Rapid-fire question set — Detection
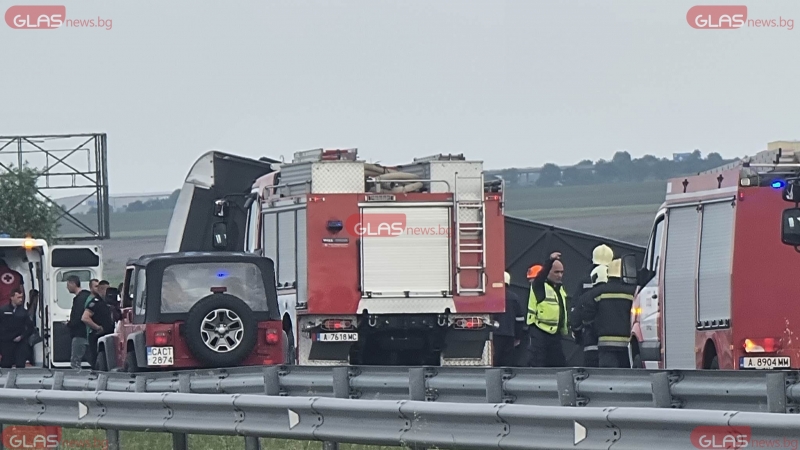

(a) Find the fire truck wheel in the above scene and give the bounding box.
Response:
[185,293,258,367]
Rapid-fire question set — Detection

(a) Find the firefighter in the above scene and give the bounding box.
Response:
[570,264,608,367]
[526,252,569,367]
[493,271,526,366]
[579,258,636,368]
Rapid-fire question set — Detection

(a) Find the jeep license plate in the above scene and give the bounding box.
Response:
[317,332,358,342]
[146,346,174,366]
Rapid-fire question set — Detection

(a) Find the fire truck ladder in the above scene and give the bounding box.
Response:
[454,173,486,295]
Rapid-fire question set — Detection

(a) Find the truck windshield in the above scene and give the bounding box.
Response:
[160,262,268,314]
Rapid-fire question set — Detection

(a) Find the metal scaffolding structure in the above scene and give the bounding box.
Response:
[0,133,110,240]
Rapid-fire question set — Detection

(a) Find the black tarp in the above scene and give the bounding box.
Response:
[504,215,647,366]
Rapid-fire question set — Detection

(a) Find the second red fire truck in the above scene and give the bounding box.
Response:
[630,147,800,370]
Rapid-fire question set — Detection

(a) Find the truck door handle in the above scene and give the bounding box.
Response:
[651,294,658,299]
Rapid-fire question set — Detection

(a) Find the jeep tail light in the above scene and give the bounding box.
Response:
[322,319,353,331]
[454,317,485,329]
[266,329,280,345]
[154,331,171,346]
[744,338,778,353]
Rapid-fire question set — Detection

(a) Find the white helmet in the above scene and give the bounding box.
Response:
[591,265,608,285]
[504,271,511,285]
[592,244,613,266]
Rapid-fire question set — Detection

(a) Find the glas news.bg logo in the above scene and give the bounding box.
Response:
[691,426,751,449]
[2,425,61,449]
[344,213,452,237]
[345,213,407,237]
[5,5,65,29]
[687,5,747,29]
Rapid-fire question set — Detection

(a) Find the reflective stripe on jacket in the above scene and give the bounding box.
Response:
[526,283,568,335]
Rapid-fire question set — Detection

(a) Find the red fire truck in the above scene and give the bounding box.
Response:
[220,149,506,366]
[630,148,800,370]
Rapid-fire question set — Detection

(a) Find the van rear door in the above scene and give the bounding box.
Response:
[47,245,103,368]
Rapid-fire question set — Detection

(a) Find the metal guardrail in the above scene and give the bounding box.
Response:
[1,388,800,450]
[2,365,799,413]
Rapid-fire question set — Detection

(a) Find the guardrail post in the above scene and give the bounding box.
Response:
[0,369,14,450]
[485,368,504,403]
[408,368,425,401]
[766,372,787,413]
[556,370,577,406]
[172,373,190,450]
[96,373,121,450]
[323,367,350,450]
[651,372,673,408]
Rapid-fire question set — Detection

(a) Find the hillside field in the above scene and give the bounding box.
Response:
[76,181,666,281]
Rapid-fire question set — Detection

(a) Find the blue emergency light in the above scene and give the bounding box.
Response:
[772,180,786,189]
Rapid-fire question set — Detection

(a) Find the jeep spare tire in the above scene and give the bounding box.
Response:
[184,293,258,367]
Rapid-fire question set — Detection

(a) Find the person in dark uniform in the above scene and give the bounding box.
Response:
[493,272,526,366]
[0,287,33,368]
[82,292,114,369]
[579,259,636,368]
[570,265,608,367]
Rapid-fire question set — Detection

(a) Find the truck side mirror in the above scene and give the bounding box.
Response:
[620,254,638,285]
[214,199,229,218]
[783,182,798,203]
[212,222,228,249]
[781,207,800,247]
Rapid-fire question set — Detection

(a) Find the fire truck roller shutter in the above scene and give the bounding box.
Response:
[663,205,701,369]
[360,206,451,297]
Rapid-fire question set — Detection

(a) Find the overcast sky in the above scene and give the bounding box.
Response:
[2,0,799,195]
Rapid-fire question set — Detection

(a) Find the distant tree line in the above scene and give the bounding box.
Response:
[86,189,181,214]
[124,189,181,212]
[496,150,736,187]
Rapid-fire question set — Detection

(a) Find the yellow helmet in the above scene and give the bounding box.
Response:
[608,259,622,278]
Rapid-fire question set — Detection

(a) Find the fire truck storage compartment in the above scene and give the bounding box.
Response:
[261,205,307,296]
[360,206,452,297]
[663,204,700,369]
[697,199,735,328]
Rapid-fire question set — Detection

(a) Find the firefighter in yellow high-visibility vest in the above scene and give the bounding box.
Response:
[526,252,569,367]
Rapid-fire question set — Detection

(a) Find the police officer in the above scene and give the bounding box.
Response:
[526,252,569,367]
[493,272,526,366]
[579,258,636,368]
[0,287,33,368]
